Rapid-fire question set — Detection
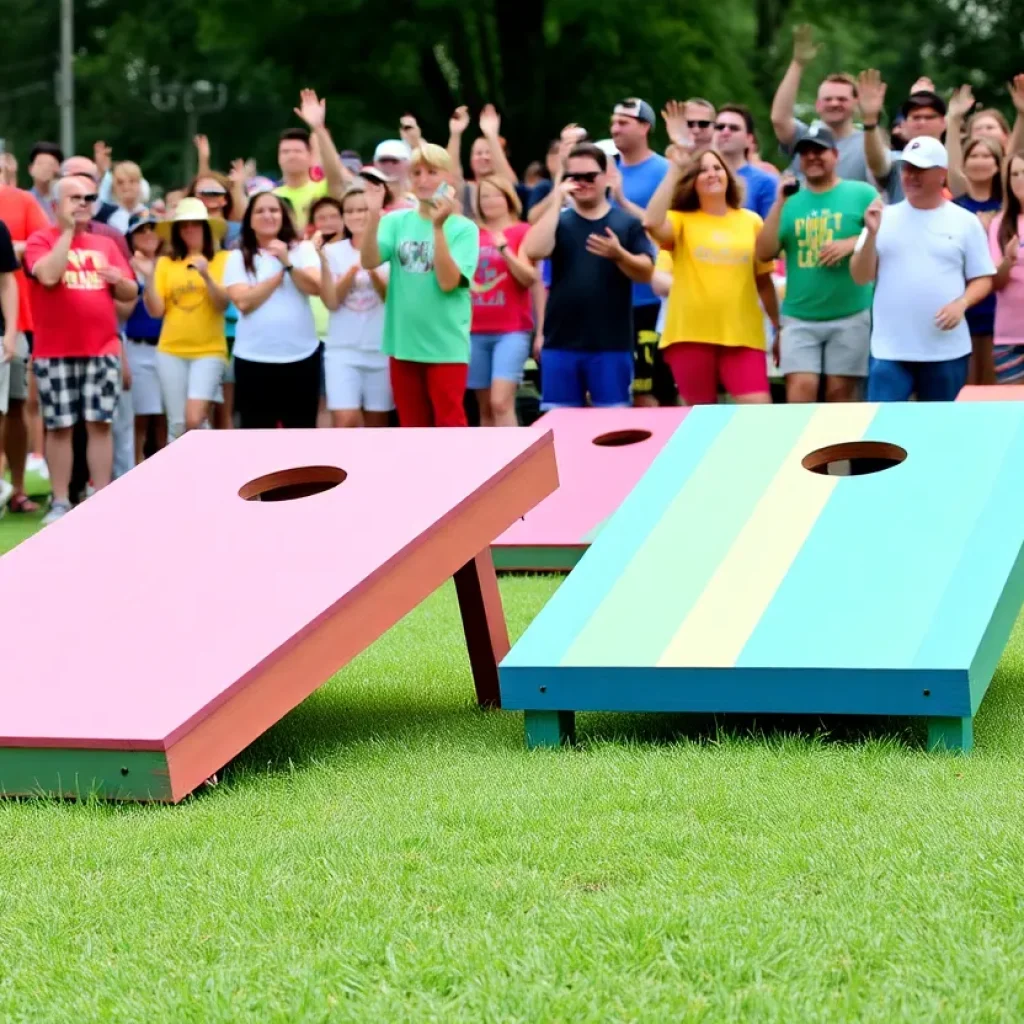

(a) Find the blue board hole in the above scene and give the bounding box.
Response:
[802,441,907,477]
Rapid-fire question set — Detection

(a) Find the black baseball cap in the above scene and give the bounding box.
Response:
[794,124,837,152]
[613,98,656,126]
[901,91,947,119]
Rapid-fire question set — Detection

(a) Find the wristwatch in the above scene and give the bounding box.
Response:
[862,122,878,130]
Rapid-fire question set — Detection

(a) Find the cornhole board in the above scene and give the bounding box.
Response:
[958,385,1024,401]
[492,408,689,571]
[500,402,1024,752]
[0,428,557,803]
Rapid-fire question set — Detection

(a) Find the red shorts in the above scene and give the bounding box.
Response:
[662,342,769,406]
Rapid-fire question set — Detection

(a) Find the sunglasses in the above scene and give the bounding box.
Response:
[687,120,713,129]
[377,157,402,164]
[714,123,743,132]
[197,189,227,198]
[69,193,99,205]
[565,171,600,183]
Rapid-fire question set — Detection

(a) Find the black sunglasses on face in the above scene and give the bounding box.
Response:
[687,119,713,129]
[69,193,99,205]
[197,189,226,198]
[565,171,600,183]
[715,123,742,132]
[400,122,416,130]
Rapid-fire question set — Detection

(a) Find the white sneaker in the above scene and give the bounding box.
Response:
[0,479,13,516]
[41,500,72,526]
[26,454,49,479]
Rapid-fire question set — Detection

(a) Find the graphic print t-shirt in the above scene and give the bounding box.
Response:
[23,227,132,358]
[323,238,390,352]
[377,209,479,363]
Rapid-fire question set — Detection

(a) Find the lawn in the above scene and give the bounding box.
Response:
[3,509,1024,1022]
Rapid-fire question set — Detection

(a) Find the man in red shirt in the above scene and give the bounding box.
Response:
[23,174,137,526]
[0,175,50,512]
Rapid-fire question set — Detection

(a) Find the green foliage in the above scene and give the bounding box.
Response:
[0,0,1020,188]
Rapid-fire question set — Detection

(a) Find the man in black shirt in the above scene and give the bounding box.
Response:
[524,142,653,409]
[0,219,20,513]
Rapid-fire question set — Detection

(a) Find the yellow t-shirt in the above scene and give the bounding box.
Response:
[155,251,229,360]
[273,180,329,231]
[660,208,774,351]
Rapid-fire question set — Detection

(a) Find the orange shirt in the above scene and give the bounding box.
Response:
[0,186,50,332]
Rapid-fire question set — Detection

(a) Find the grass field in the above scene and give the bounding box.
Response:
[3,507,1024,1022]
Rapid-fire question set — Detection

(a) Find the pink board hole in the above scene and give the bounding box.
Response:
[239,465,348,502]
[592,429,653,448]
[802,441,907,477]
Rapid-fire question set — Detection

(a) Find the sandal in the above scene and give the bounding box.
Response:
[8,493,40,514]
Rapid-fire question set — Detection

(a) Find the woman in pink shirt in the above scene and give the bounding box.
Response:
[991,154,1024,383]
[468,175,537,425]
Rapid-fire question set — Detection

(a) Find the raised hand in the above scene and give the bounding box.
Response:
[863,197,883,235]
[294,88,326,130]
[479,103,501,139]
[193,134,211,161]
[131,252,155,278]
[857,70,887,122]
[605,160,624,202]
[364,185,385,216]
[665,143,692,171]
[399,115,421,147]
[228,158,246,185]
[0,152,16,186]
[93,140,112,175]
[1009,74,1024,115]
[910,76,936,95]
[429,195,457,227]
[585,227,624,261]
[792,24,820,68]
[311,230,327,254]
[776,173,799,202]
[264,238,292,265]
[557,177,579,199]
[948,85,976,121]
[661,101,692,149]
[449,106,470,136]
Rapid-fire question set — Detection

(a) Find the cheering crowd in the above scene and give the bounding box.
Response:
[0,26,1023,526]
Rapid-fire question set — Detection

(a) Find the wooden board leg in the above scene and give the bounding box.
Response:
[454,549,509,708]
[927,716,974,753]
[525,710,576,748]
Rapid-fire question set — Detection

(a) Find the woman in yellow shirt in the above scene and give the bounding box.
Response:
[136,198,230,438]
[644,148,779,405]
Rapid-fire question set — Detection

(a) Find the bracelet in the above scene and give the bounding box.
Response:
[498,244,508,253]
[862,123,878,130]
[283,264,293,274]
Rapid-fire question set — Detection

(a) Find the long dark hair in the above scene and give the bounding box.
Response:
[240,192,298,275]
[998,154,1024,252]
[170,221,214,261]
[671,148,743,212]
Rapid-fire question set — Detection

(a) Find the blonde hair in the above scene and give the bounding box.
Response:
[474,174,522,220]
[410,143,452,173]
[113,160,142,181]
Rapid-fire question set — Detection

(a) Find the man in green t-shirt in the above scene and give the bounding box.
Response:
[361,143,480,427]
[756,124,877,402]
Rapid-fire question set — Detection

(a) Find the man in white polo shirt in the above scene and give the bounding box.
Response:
[850,136,995,401]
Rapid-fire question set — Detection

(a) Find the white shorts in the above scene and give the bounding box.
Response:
[124,340,163,416]
[0,333,30,415]
[324,347,393,413]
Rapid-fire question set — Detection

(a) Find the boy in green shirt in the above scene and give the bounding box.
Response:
[361,143,480,426]
[756,124,877,402]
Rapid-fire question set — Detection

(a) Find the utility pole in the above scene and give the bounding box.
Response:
[59,0,74,155]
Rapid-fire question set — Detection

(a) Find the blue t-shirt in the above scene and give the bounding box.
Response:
[618,153,669,308]
[124,280,162,342]
[954,194,1001,334]
[736,164,777,219]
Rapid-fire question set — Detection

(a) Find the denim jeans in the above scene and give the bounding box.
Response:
[866,355,969,402]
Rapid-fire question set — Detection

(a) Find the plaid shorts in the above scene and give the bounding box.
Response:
[34,355,122,430]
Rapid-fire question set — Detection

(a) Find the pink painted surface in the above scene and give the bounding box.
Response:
[0,428,551,748]
[495,408,689,553]
[957,386,1024,402]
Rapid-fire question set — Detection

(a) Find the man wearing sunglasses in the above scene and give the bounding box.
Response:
[23,174,138,525]
[609,98,674,406]
[524,143,653,412]
[714,105,778,219]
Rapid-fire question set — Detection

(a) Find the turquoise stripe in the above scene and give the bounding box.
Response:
[737,403,1020,671]
[500,406,730,668]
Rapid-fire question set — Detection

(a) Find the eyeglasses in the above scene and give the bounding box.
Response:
[565,171,600,183]
[714,123,743,132]
[377,157,402,165]
[400,122,416,131]
[687,120,713,129]
[68,193,99,205]
[197,189,227,198]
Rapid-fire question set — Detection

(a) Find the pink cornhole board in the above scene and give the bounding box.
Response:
[492,408,689,571]
[0,428,557,803]
[958,386,1024,402]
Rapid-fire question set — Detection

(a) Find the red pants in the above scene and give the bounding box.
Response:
[389,358,468,427]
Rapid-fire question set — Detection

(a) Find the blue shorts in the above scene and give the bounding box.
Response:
[540,348,634,409]
[866,355,969,402]
[468,331,530,389]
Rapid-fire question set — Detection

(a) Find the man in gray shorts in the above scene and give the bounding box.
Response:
[755,124,878,401]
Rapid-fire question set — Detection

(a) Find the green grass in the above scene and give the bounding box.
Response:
[4,511,1024,1021]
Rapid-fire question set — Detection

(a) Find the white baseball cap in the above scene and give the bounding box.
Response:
[374,139,412,163]
[897,136,948,170]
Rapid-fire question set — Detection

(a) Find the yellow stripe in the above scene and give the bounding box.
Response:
[657,403,879,667]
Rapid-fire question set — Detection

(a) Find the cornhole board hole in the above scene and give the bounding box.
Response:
[958,386,1024,402]
[0,428,557,803]
[500,402,1024,753]
[492,408,689,571]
